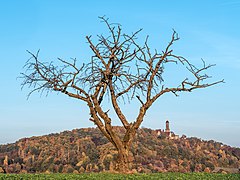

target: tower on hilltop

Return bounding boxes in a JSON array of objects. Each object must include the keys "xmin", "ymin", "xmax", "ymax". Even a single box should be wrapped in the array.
[
  {"xmin": 165, "ymin": 120, "xmax": 170, "ymax": 136},
  {"xmin": 156, "ymin": 120, "xmax": 180, "ymax": 140}
]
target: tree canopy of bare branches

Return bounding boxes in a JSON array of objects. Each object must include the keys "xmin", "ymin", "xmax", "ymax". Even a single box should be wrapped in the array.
[{"xmin": 20, "ymin": 17, "xmax": 223, "ymax": 172}]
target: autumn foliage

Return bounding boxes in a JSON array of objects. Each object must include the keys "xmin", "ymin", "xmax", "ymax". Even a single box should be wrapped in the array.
[{"xmin": 0, "ymin": 127, "xmax": 239, "ymax": 174}]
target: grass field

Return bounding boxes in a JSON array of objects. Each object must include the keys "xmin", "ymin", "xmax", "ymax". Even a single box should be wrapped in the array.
[{"xmin": 0, "ymin": 173, "xmax": 240, "ymax": 180}]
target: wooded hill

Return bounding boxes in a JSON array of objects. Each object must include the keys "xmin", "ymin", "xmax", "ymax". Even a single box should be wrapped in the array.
[{"xmin": 0, "ymin": 127, "xmax": 239, "ymax": 173}]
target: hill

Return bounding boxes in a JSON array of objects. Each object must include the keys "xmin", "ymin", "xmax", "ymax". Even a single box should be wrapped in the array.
[{"xmin": 0, "ymin": 127, "xmax": 239, "ymax": 173}]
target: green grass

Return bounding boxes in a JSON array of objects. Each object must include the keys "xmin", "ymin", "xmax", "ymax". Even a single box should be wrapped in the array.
[{"xmin": 0, "ymin": 173, "xmax": 240, "ymax": 180}]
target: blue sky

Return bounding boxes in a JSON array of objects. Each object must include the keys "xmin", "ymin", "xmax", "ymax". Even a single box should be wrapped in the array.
[{"xmin": 0, "ymin": 0, "xmax": 240, "ymax": 147}]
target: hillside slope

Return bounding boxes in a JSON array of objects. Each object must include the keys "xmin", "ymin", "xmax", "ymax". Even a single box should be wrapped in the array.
[{"xmin": 0, "ymin": 127, "xmax": 239, "ymax": 173}]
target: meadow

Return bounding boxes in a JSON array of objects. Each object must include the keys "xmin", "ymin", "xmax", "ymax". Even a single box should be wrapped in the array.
[{"xmin": 0, "ymin": 173, "xmax": 240, "ymax": 180}]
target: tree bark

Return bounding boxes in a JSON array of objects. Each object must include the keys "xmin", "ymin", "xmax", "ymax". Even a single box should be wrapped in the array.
[{"xmin": 116, "ymin": 146, "xmax": 131, "ymax": 173}]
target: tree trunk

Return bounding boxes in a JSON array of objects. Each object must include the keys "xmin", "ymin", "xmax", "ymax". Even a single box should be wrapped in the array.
[{"xmin": 116, "ymin": 146, "xmax": 131, "ymax": 173}]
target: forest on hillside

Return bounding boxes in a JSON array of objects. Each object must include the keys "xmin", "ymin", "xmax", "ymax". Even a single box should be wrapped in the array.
[{"xmin": 0, "ymin": 127, "xmax": 239, "ymax": 173}]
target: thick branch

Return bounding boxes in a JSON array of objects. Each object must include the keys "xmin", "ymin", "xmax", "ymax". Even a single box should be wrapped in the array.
[
  {"xmin": 109, "ymin": 80, "xmax": 130, "ymax": 129},
  {"xmin": 91, "ymin": 95, "xmax": 124, "ymax": 150}
]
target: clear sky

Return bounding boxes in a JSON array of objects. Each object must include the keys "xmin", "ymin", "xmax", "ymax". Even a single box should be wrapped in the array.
[{"xmin": 0, "ymin": 0, "xmax": 240, "ymax": 147}]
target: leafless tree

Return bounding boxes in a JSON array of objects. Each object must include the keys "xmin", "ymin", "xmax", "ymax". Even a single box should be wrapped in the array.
[{"xmin": 20, "ymin": 17, "xmax": 223, "ymax": 173}]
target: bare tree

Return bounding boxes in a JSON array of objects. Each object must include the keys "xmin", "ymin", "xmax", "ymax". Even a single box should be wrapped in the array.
[{"xmin": 20, "ymin": 17, "xmax": 223, "ymax": 173}]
